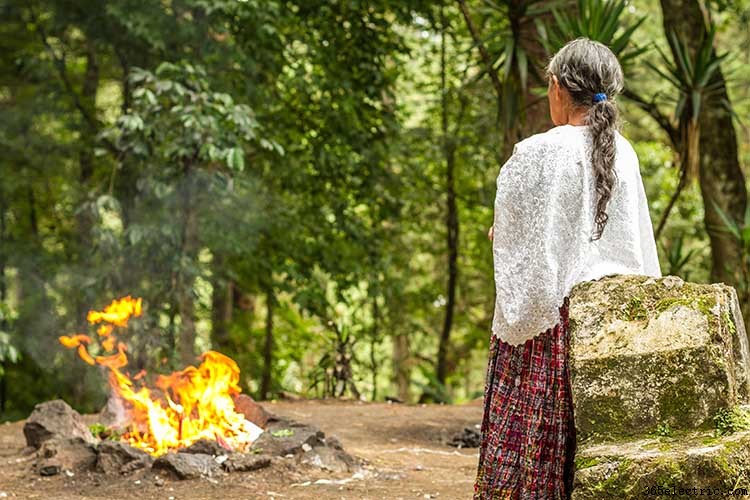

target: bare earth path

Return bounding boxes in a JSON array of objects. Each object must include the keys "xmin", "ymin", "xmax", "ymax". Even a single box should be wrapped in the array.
[{"xmin": 0, "ymin": 399, "xmax": 483, "ymax": 500}]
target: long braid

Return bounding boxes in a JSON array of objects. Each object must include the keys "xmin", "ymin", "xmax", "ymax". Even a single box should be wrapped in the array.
[
  {"xmin": 547, "ymin": 38, "xmax": 624, "ymax": 241},
  {"xmin": 587, "ymin": 99, "xmax": 619, "ymax": 240}
]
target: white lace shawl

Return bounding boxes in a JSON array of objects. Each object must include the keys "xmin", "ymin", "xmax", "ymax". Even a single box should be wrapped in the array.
[{"xmin": 491, "ymin": 124, "xmax": 662, "ymax": 345}]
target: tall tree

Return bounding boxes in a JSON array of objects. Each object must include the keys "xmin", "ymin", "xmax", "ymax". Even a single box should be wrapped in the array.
[
  {"xmin": 659, "ymin": 0, "xmax": 747, "ymax": 299},
  {"xmin": 436, "ymin": 4, "xmax": 459, "ymax": 386}
]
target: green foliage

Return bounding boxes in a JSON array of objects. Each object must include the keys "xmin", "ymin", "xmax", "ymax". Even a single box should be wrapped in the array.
[
  {"xmin": 271, "ymin": 428, "xmax": 294, "ymax": 438},
  {"xmin": 646, "ymin": 26, "xmax": 731, "ymax": 121},
  {"xmin": 89, "ymin": 423, "xmax": 107, "ymax": 438},
  {"xmin": 713, "ymin": 406, "xmax": 750, "ymax": 437},
  {"xmin": 114, "ymin": 61, "xmax": 272, "ymax": 169},
  {"xmin": 538, "ymin": 0, "xmax": 648, "ymax": 68},
  {"xmin": 654, "ymin": 421, "xmax": 673, "ymax": 437},
  {"xmin": 468, "ymin": 0, "xmax": 558, "ymax": 135},
  {"xmin": 711, "ymin": 197, "xmax": 750, "ymax": 247},
  {"xmin": 712, "ymin": 199, "xmax": 750, "ymax": 300},
  {"xmin": 89, "ymin": 422, "xmax": 123, "ymax": 441},
  {"xmin": 634, "ymin": 139, "xmax": 709, "ymax": 282},
  {"xmin": 0, "ymin": 304, "xmax": 20, "ymax": 377},
  {"xmin": 484, "ymin": 0, "xmax": 556, "ymax": 91},
  {"xmin": 660, "ymin": 233, "xmax": 700, "ymax": 278},
  {"xmin": 414, "ymin": 363, "xmax": 452, "ymax": 404}
]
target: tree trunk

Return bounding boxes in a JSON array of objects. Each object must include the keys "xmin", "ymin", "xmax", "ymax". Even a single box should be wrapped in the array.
[
  {"xmin": 0, "ymin": 197, "xmax": 6, "ymax": 412},
  {"xmin": 210, "ymin": 257, "xmax": 233, "ymax": 353},
  {"xmin": 0, "ymin": 198, "xmax": 5, "ymax": 306},
  {"xmin": 74, "ymin": 39, "xmax": 99, "ymax": 328},
  {"xmin": 370, "ymin": 295, "xmax": 380, "ymax": 401},
  {"xmin": 393, "ymin": 331, "xmax": 411, "ymax": 402},
  {"xmin": 437, "ymin": 6, "xmax": 459, "ymax": 388},
  {"xmin": 659, "ymin": 0, "xmax": 747, "ymax": 315},
  {"xmin": 456, "ymin": 0, "xmax": 505, "ymax": 169},
  {"xmin": 177, "ymin": 283, "xmax": 196, "ymax": 365},
  {"xmin": 259, "ymin": 287, "xmax": 274, "ymax": 400},
  {"xmin": 178, "ymin": 167, "xmax": 199, "ymax": 365},
  {"xmin": 167, "ymin": 304, "xmax": 177, "ymax": 360},
  {"xmin": 516, "ymin": 5, "xmax": 552, "ymax": 140}
]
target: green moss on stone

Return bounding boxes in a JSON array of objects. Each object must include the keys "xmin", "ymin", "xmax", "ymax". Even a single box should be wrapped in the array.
[
  {"xmin": 723, "ymin": 306, "xmax": 737, "ymax": 336},
  {"xmin": 590, "ymin": 458, "xmax": 635, "ymax": 495},
  {"xmin": 575, "ymin": 455, "xmax": 605, "ymax": 470},
  {"xmin": 652, "ymin": 421, "xmax": 673, "ymax": 437},
  {"xmin": 713, "ymin": 406, "xmax": 750, "ymax": 436},
  {"xmin": 652, "ymin": 294, "xmax": 715, "ymax": 319},
  {"xmin": 574, "ymin": 426, "xmax": 750, "ymax": 497},
  {"xmin": 621, "ymin": 294, "xmax": 649, "ymax": 321},
  {"xmin": 607, "ymin": 278, "xmax": 719, "ymax": 333}
]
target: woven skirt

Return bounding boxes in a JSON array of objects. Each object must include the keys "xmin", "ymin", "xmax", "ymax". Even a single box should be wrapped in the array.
[{"xmin": 473, "ymin": 296, "xmax": 575, "ymax": 499}]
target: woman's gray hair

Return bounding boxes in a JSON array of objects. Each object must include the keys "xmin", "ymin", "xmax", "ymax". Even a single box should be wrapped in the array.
[{"xmin": 546, "ymin": 37, "xmax": 624, "ymax": 241}]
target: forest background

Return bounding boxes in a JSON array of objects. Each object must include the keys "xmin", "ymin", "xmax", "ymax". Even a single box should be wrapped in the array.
[{"xmin": 1, "ymin": 0, "xmax": 749, "ymax": 420}]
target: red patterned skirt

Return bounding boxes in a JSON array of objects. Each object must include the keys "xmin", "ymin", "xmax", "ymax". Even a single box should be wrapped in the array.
[{"xmin": 473, "ymin": 296, "xmax": 575, "ymax": 499}]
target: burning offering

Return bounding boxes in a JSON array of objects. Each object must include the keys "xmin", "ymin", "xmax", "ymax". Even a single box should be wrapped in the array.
[{"xmin": 59, "ymin": 296, "xmax": 263, "ymax": 456}]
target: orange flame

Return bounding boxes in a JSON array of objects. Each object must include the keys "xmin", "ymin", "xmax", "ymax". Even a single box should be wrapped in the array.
[
  {"xmin": 86, "ymin": 296, "xmax": 142, "ymax": 327},
  {"xmin": 59, "ymin": 296, "xmax": 263, "ymax": 456},
  {"xmin": 97, "ymin": 325, "xmax": 113, "ymax": 337},
  {"xmin": 59, "ymin": 334, "xmax": 92, "ymax": 348}
]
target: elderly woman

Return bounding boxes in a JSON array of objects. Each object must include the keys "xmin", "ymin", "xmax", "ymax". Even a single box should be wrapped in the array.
[{"xmin": 473, "ymin": 38, "xmax": 662, "ymax": 499}]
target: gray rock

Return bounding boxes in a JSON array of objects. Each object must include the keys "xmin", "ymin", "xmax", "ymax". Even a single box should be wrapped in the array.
[
  {"xmin": 96, "ymin": 440, "xmax": 153, "ymax": 475},
  {"xmin": 152, "ymin": 452, "xmax": 221, "ymax": 479},
  {"xmin": 245, "ymin": 416, "xmax": 359, "ymax": 473},
  {"xmin": 250, "ymin": 417, "xmax": 324, "ymax": 456},
  {"xmin": 447, "ymin": 426, "xmax": 481, "ymax": 448},
  {"xmin": 322, "ymin": 434, "xmax": 344, "ymax": 450},
  {"xmin": 299, "ymin": 445, "xmax": 358, "ymax": 473},
  {"xmin": 221, "ymin": 453, "xmax": 272, "ymax": 473},
  {"xmin": 181, "ymin": 439, "xmax": 230, "ymax": 456},
  {"xmin": 23, "ymin": 400, "xmax": 97, "ymax": 449},
  {"xmin": 568, "ymin": 274, "xmax": 750, "ymax": 440},
  {"xmin": 35, "ymin": 437, "xmax": 97, "ymax": 475},
  {"xmin": 572, "ymin": 428, "xmax": 750, "ymax": 499},
  {"xmin": 38, "ymin": 460, "xmax": 62, "ymax": 476}
]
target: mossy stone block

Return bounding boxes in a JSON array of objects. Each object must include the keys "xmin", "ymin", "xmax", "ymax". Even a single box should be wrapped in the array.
[
  {"xmin": 572, "ymin": 427, "xmax": 750, "ymax": 499},
  {"xmin": 568, "ymin": 274, "xmax": 750, "ymax": 441}
]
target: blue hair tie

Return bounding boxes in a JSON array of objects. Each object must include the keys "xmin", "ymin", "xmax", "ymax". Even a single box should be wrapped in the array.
[{"xmin": 593, "ymin": 92, "xmax": 607, "ymax": 103}]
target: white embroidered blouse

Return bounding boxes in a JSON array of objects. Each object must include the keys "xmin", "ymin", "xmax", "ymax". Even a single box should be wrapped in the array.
[{"xmin": 491, "ymin": 124, "xmax": 662, "ymax": 345}]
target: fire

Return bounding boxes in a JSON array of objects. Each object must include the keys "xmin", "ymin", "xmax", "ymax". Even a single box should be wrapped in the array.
[
  {"xmin": 86, "ymin": 295, "xmax": 142, "ymax": 327},
  {"xmin": 59, "ymin": 296, "xmax": 263, "ymax": 456}
]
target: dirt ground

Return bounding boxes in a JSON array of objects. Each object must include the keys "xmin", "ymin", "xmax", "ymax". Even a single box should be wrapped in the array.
[{"xmin": 0, "ymin": 399, "xmax": 483, "ymax": 500}]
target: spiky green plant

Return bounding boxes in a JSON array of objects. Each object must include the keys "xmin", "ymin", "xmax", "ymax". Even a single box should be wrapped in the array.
[
  {"xmin": 711, "ymin": 198, "xmax": 750, "ymax": 301},
  {"xmin": 659, "ymin": 233, "xmax": 700, "ymax": 281},
  {"xmin": 646, "ymin": 27, "xmax": 730, "ymax": 124},
  {"xmin": 480, "ymin": 0, "xmax": 560, "ymax": 92},
  {"xmin": 468, "ymin": 0, "xmax": 562, "ymax": 138},
  {"xmin": 536, "ymin": 0, "xmax": 648, "ymax": 68}
]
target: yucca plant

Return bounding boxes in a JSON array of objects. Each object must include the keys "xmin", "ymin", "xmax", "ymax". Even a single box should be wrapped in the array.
[
  {"xmin": 658, "ymin": 233, "xmax": 700, "ymax": 282},
  {"xmin": 647, "ymin": 25, "xmax": 738, "ymax": 239},
  {"xmin": 711, "ymin": 198, "xmax": 750, "ymax": 303},
  {"xmin": 645, "ymin": 27, "xmax": 731, "ymax": 184},
  {"xmin": 482, "ymin": 0, "xmax": 560, "ymax": 92},
  {"xmin": 468, "ymin": 0, "xmax": 562, "ymax": 139},
  {"xmin": 536, "ymin": 0, "xmax": 648, "ymax": 68}
]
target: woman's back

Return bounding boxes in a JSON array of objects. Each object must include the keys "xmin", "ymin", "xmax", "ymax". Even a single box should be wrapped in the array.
[
  {"xmin": 559, "ymin": 124, "xmax": 661, "ymax": 284},
  {"xmin": 490, "ymin": 124, "xmax": 661, "ymax": 346}
]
